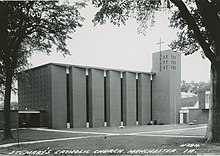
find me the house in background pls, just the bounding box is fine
[179,91,210,124]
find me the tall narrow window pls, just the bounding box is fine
[150,79,153,121]
[121,77,123,122]
[66,73,70,123]
[104,76,107,123]
[136,78,138,122]
[86,75,89,122]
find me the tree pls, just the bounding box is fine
[181,80,210,94]
[92,0,220,143]
[0,1,85,140]
[181,80,190,93]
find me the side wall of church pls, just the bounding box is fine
[48,64,67,128]
[122,72,137,126]
[69,67,87,128]
[106,70,121,127]
[18,49,180,129]
[138,73,151,125]
[88,69,105,127]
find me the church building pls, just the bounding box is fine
[17,49,181,129]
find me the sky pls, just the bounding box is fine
[29,3,210,83]
[11,2,211,101]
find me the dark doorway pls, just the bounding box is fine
[183,113,187,124]
[19,113,40,128]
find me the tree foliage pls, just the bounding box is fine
[92,0,166,34]
[181,80,210,94]
[0,1,85,140]
[169,1,219,57]
[0,1,85,73]
[170,0,220,62]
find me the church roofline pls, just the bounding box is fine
[153,49,181,54]
[22,62,156,75]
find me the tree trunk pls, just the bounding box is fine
[206,41,220,143]
[3,68,14,140]
[206,64,220,143]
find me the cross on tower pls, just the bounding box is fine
[156,37,165,71]
[156,37,165,52]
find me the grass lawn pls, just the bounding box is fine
[0,129,97,145]
[1,125,220,155]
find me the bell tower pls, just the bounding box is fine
[152,49,181,124]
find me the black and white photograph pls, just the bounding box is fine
[0,0,220,155]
